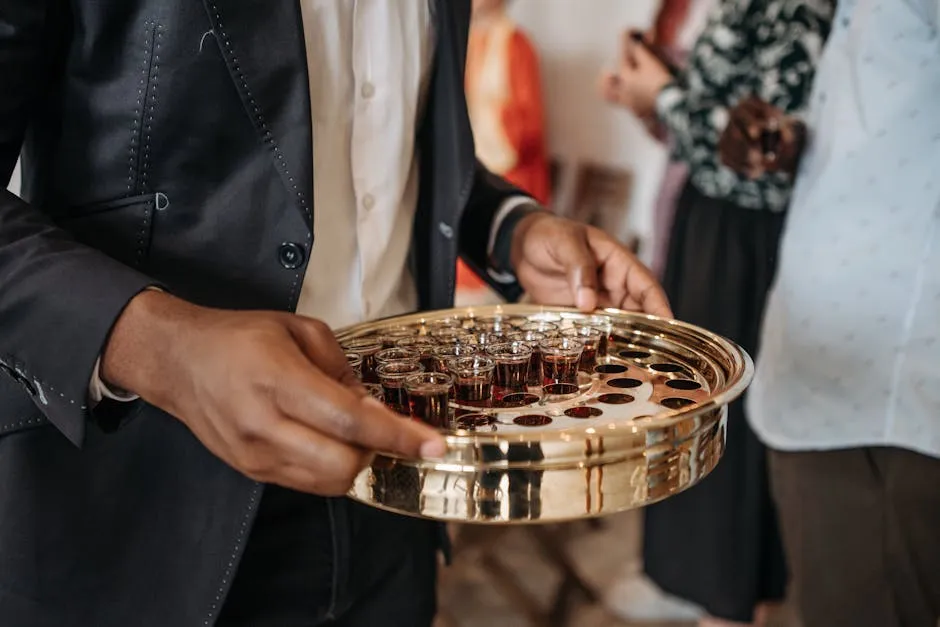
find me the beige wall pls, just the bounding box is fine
[508,0,667,262]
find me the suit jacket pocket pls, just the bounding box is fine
[55,192,166,271]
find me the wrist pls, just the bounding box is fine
[100,290,203,404]
[491,204,543,275]
[508,211,549,270]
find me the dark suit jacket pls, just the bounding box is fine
[0,1,531,625]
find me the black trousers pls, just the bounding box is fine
[643,182,788,622]
[771,447,940,627]
[216,485,438,627]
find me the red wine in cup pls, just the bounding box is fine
[494,361,529,398]
[579,346,598,373]
[381,384,410,416]
[408,388,451,428]
[527,351,542,386]
[542,353,579,386]
[455,379,492,406]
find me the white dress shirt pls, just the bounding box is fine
[747,0,940,458]
[296,0,433,329]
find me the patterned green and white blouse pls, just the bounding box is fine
[655,0,834,211]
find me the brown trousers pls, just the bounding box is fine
[770,447,940,627]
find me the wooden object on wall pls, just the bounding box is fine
[549,157,564,200]
[570,161,633,229]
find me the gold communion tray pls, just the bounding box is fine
[335,305,753,524]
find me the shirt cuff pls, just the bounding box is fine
[486,195,541,285]
[88,286,165,406]
[89,359,139,404]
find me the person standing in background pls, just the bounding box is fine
[599,1,834,625]
[734,1,940,625]
[601,3,720,621]
[641,0,719,279]
[457,0,552,304]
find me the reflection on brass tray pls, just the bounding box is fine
[336,305,752,524]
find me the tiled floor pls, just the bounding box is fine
[435,510,685,627]
[435,510,795,627]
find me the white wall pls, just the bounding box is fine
[508,0,668,262]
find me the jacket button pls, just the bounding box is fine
[278,242,306,269]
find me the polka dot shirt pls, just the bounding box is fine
[748,0,940,458]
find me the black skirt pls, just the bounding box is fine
[642,181,788,622]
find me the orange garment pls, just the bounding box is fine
[457,16,551,291]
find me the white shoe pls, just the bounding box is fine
[604,572,704,622]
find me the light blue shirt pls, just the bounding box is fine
[747,0,940,458]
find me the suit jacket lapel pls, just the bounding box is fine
[201,0,314,229]
[414,0,476,309]
[426,0,475,212]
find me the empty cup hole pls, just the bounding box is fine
[564,406,604,419]
[608,378,643,389]
[661,397,696,410]
[651,363,685,373]
[666,379,702,391]
[594,364,628,375]
[513,414,553,427]
[598,393,635,405]
[619,350,651,360]
[542,383,579,396]
[499,393,540,407]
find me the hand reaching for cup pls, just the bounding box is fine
[510,211,672,318]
